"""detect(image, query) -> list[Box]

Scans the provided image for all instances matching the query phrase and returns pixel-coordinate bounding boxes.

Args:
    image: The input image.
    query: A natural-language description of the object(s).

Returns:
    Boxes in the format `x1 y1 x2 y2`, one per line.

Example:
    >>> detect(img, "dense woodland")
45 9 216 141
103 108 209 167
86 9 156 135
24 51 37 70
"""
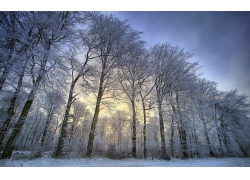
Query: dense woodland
0 11 250 160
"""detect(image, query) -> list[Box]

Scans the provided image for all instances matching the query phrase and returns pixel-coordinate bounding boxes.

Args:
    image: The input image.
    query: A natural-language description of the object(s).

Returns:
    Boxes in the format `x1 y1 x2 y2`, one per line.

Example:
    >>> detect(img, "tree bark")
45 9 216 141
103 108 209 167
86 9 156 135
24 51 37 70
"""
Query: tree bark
170 115 175 157
23 117 37 149
214 105 224 156
222 131 231 156
86 73 105 158
236 140 249 157
200 114 214 157
175 93 188 159
0 58 28 145
41 107 54 146
141 98 147 159
54 80 77 158
31 113 42 144
1 64 46 159
51 115 60 143
191 117 200 157
1 100 33 158
157 99 170 160
131 95 137 158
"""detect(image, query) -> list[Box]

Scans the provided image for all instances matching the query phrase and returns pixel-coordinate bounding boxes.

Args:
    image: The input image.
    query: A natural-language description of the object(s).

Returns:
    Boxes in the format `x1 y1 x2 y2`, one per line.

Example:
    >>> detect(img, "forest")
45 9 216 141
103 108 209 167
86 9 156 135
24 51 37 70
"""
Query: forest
0 11 250 160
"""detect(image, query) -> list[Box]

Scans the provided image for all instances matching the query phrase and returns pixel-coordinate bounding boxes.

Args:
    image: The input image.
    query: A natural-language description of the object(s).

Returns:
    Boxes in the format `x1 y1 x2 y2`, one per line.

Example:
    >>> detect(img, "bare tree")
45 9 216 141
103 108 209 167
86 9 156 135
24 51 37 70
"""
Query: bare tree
191 78 217 157
150 42 198 159
215 89 250 157
0 11 41 145
85 13 144 158
0 12 17 91
137 54 155 159
1 12 80 159
117 48 152 158
41 91 65 147
150 43 176 160
0 57 29 145
54 39 96 158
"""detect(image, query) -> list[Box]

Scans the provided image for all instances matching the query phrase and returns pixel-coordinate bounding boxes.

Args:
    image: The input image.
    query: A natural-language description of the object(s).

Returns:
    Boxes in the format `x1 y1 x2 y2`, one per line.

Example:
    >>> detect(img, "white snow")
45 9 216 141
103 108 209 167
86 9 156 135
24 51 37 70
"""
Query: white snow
0 154 249 180
1 156 250 167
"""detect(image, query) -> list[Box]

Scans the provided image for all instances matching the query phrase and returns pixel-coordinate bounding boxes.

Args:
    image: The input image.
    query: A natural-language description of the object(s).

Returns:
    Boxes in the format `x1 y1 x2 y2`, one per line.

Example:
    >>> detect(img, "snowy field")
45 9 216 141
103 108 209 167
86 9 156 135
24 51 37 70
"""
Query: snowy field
1 157 250 167
0 152 249 180
0 151 250 167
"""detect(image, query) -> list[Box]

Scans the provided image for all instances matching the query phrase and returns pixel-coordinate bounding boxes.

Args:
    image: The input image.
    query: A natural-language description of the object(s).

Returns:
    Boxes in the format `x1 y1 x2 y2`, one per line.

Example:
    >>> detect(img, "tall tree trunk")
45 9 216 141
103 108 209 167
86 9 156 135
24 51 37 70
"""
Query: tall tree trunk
41 107 53 146
188 134 193 158
31 113 42 144
131 94 137 158
191 119 200 157
54 80 78 158
54 51 89 157
157 96 170 160
1 64 46 159
175 93 188 159
170 93 185 158
23 117 37 149
214 105 224 156
170 115 175 157
86 74 105 158
169 92 179 158
221 131 231 156
235 140 249 157
55 53 89 158
51 115 60 143
68 118 76 147
200 114 214 157
0 58 28 145
216 126 224 156
176 119 188 158
118 126 122 154
141 98 147 159
179 119 188 159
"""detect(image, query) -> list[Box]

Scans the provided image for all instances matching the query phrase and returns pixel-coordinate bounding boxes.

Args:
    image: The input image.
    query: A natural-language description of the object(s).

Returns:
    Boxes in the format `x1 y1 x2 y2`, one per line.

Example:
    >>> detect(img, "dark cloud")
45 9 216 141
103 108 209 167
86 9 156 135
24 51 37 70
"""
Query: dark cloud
110 11 250 99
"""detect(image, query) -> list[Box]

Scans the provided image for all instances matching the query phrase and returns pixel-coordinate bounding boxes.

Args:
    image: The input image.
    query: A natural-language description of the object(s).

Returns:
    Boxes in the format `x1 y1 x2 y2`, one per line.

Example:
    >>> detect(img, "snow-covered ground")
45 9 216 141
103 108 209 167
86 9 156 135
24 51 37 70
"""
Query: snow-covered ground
0 154 250 167
0 152 249 180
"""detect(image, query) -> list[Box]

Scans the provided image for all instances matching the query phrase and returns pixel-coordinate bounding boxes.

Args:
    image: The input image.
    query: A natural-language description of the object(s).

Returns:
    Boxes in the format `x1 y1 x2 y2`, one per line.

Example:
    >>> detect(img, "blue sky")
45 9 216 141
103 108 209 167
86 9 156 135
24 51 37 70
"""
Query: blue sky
110 11 250 99
2 1 249 99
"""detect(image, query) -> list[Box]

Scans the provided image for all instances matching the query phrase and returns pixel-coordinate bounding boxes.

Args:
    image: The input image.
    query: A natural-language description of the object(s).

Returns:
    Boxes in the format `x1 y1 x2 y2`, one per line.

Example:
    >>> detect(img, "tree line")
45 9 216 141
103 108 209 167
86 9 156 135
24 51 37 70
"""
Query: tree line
0 11 249 160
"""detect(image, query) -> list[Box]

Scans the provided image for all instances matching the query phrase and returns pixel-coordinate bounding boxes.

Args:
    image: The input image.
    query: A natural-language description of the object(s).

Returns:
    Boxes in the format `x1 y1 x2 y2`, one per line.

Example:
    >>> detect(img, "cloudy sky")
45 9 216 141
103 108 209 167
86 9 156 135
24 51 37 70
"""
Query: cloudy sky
3 2 249 99
109 11 250 99
2 0 249 99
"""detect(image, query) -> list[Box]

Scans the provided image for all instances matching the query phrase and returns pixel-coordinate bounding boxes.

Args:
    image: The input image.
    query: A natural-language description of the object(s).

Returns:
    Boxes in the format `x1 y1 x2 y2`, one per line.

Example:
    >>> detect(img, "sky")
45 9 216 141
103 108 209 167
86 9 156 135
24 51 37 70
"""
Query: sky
2 1 249 99
108 11 250 99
